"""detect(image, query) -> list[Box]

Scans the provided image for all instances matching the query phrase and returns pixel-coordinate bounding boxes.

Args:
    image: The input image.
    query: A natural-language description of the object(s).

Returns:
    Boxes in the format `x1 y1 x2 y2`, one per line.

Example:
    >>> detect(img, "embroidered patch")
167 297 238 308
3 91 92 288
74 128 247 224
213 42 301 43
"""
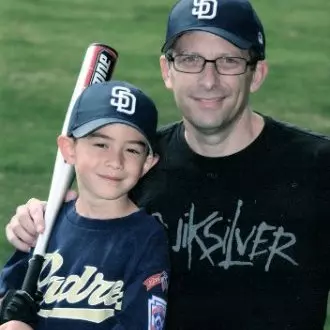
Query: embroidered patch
148 295 166 330
144 271 169 292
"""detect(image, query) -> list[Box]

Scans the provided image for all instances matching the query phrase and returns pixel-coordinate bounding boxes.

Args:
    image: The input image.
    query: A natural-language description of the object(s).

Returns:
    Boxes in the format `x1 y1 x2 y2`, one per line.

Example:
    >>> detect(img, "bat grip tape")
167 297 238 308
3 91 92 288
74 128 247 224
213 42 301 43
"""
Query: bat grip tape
21 254 45 296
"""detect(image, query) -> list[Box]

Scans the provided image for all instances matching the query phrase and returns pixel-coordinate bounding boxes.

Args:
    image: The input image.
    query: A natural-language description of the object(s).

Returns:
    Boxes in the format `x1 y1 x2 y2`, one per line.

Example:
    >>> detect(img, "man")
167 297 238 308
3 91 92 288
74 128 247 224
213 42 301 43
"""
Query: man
4 0 330 329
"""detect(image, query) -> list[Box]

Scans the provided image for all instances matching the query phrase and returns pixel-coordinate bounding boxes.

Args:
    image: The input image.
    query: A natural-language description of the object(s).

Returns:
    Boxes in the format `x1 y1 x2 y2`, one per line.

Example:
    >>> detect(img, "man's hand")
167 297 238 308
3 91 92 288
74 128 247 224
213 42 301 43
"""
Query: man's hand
0 290 42 327
6 191 77 252
6 199 46 252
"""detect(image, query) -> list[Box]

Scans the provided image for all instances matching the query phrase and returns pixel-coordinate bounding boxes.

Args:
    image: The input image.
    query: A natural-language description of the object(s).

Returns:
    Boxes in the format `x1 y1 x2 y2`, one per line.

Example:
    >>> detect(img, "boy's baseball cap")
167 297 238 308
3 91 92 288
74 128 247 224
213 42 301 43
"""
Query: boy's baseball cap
68 81 158 155
161 0 266 60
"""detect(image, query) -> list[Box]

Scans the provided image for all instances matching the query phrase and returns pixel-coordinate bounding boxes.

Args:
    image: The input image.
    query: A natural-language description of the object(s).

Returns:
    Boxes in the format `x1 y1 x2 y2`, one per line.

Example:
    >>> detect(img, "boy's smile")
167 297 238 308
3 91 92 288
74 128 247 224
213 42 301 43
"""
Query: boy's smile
58 123 159 218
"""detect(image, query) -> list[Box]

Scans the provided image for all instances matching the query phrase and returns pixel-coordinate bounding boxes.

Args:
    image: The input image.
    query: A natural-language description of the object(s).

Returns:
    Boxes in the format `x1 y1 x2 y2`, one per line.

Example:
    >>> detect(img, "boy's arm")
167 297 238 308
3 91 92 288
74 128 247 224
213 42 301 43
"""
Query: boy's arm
0 252 40 326
116 227 170 330
0 320 33 330
0 251 30 297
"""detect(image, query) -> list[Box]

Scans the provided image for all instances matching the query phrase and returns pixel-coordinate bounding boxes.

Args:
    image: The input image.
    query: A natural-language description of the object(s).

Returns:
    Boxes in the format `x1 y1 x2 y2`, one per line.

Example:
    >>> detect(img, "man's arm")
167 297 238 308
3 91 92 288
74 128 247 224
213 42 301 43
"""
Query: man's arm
6 199 46 252
315 144 330 280
6 192 77 252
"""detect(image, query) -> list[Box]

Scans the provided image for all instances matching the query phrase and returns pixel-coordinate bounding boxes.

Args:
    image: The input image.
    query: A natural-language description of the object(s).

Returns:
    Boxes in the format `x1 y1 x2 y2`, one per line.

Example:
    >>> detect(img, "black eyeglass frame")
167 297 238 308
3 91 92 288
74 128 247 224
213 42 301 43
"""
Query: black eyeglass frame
165 53 257 76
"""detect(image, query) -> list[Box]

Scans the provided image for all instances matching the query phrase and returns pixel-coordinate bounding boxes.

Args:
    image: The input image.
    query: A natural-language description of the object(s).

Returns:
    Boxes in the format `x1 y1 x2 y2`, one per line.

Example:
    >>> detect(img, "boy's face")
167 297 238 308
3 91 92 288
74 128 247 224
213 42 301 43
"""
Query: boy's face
58 123 158 202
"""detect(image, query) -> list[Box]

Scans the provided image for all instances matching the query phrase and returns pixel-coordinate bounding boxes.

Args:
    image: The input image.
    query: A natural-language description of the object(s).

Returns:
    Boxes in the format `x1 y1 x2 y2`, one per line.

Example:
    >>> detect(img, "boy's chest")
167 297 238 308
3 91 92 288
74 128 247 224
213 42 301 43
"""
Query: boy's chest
36 233 131 322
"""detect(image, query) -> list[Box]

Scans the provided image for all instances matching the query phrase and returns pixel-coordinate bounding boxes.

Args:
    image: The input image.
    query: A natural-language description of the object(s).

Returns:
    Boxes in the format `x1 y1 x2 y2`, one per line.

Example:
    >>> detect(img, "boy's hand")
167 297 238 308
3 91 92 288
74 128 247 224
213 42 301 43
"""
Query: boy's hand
0 290 42 326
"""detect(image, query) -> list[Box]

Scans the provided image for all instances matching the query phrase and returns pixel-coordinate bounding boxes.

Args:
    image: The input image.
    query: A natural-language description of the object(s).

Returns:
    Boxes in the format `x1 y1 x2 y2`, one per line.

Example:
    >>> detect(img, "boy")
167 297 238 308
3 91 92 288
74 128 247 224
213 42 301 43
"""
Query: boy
0 81 170 330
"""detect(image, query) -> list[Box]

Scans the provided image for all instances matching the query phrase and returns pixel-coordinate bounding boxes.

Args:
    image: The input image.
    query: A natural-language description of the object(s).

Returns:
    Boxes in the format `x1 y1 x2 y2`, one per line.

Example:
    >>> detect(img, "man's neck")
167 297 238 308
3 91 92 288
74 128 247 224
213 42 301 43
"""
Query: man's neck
183 111 264 158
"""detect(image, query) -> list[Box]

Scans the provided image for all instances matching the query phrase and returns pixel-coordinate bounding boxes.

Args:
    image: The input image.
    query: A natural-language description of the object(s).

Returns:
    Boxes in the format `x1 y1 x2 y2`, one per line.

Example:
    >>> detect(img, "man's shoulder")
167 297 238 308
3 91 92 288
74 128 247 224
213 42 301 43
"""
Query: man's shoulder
157 121 182 135
266 116 330 152
156 121 182 148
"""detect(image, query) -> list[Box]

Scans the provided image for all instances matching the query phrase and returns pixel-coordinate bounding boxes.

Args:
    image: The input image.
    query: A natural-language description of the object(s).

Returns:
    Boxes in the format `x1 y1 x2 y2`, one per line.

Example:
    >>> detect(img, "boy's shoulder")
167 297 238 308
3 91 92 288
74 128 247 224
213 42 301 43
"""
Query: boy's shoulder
129 209 165 233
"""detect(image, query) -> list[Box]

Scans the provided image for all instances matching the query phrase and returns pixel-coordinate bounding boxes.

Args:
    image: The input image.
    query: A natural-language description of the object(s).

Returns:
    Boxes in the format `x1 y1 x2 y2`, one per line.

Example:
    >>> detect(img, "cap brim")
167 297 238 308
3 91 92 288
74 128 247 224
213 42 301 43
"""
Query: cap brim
71 118 154 155
161 27 252 52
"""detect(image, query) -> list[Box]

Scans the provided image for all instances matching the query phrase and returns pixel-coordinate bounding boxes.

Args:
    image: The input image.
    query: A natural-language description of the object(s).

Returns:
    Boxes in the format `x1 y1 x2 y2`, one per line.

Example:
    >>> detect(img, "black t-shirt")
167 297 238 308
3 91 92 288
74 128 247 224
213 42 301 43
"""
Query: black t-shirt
131 115 330 330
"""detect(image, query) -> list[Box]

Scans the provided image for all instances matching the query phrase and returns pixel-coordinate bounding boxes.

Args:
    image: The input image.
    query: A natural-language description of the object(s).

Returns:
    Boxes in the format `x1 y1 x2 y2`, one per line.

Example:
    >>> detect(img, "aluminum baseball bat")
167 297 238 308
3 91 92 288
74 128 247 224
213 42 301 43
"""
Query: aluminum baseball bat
21 43 119 296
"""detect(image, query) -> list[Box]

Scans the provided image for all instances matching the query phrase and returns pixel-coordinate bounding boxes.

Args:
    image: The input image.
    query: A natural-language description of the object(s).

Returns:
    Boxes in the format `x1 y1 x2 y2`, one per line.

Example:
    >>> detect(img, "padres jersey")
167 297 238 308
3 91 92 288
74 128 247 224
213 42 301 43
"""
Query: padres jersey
0 201 170 330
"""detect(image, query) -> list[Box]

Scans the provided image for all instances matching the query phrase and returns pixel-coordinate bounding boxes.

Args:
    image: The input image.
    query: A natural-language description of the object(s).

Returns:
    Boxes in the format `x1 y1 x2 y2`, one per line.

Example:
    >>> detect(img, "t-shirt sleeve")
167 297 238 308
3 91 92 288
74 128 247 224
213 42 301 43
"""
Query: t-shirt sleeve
0 250 30 297
315 143 330 280
116 226 170 330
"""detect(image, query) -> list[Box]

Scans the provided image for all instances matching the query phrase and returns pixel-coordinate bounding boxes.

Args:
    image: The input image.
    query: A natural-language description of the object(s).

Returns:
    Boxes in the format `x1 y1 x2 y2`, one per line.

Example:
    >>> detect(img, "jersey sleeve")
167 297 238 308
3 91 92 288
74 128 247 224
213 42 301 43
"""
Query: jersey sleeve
0 251 30 297
116 226 170 330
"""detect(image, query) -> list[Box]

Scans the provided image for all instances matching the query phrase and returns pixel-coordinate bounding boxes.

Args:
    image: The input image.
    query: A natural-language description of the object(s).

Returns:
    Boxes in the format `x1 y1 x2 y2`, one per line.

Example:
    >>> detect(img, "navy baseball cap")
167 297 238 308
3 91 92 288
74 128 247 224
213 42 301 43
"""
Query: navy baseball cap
68 81 158 155
161 0 266 60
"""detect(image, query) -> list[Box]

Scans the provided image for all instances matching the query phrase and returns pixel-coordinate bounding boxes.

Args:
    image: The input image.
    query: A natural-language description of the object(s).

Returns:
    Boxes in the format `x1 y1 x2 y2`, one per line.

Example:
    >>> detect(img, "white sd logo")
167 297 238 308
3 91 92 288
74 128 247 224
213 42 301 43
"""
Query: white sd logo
110 86 136 115
192 0 217 19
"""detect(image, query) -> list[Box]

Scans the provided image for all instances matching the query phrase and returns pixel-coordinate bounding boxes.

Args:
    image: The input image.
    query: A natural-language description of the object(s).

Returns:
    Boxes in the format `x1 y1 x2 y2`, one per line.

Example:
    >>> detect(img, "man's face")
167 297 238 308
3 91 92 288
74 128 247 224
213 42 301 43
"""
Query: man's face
160 31 264 135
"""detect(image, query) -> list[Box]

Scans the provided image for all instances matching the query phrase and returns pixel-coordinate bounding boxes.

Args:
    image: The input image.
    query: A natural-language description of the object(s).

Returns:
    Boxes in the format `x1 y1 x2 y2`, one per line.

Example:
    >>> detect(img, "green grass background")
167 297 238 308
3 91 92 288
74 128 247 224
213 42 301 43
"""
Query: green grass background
0 0 329 327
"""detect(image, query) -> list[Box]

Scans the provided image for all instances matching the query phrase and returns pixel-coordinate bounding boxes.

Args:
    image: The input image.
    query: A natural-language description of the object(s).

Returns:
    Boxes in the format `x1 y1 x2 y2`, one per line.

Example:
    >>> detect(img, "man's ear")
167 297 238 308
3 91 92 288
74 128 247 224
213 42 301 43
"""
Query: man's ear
250 60 268 93
57 135 76 165
141 154 160 177
160 55 173 89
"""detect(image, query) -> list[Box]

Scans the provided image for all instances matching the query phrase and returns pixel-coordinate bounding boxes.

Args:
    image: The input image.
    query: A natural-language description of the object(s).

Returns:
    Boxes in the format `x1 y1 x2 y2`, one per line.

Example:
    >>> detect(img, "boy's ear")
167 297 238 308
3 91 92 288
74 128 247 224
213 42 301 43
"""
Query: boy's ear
141 154 160 177
57 135 76 165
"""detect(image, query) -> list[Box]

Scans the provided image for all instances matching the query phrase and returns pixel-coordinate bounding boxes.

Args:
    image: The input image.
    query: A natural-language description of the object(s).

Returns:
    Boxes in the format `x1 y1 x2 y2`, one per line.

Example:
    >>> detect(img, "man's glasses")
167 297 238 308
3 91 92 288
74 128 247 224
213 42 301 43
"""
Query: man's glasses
165 53 255 75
